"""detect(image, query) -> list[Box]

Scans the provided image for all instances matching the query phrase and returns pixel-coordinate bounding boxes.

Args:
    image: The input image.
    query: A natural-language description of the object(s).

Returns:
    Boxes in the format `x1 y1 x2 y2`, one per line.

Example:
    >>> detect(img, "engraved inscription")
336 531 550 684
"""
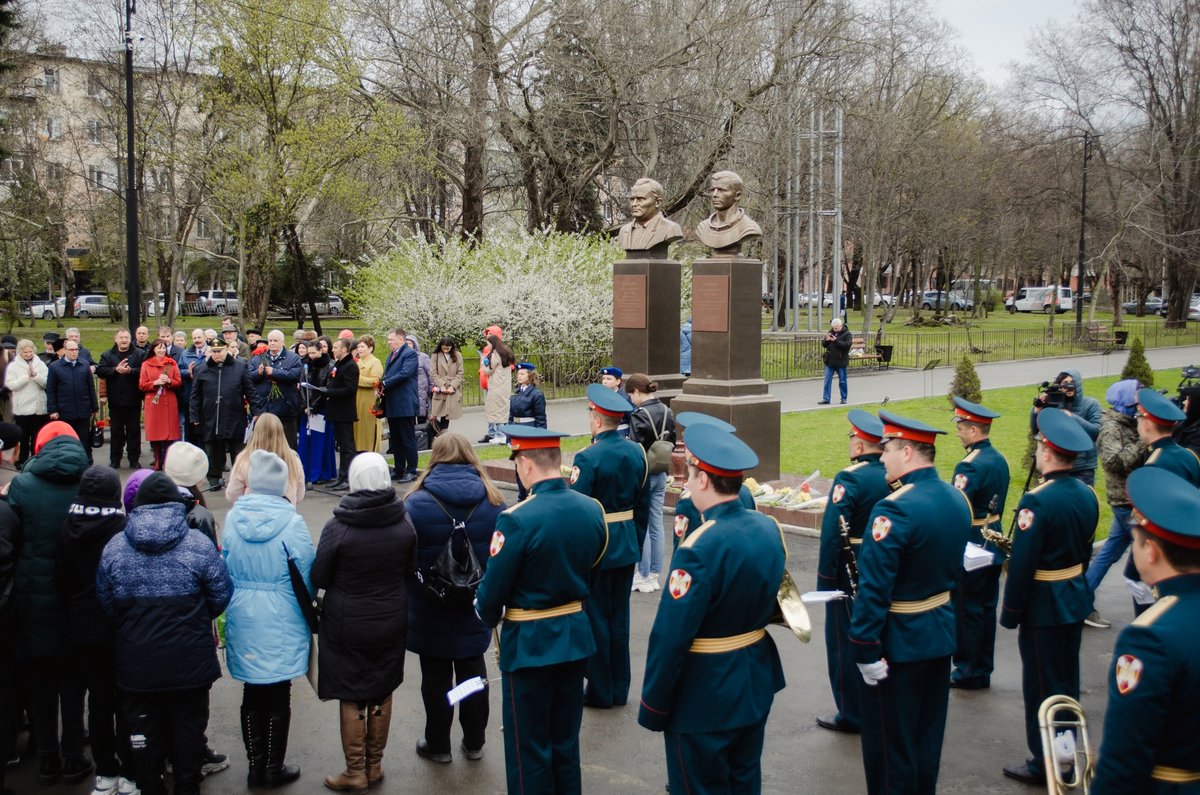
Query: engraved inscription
613 274 647 329
692 275 729 333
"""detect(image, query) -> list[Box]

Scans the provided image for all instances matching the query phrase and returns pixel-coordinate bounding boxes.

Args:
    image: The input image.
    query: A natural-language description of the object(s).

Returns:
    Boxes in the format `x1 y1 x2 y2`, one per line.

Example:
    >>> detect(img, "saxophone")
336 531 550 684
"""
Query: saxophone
979 495 1012 555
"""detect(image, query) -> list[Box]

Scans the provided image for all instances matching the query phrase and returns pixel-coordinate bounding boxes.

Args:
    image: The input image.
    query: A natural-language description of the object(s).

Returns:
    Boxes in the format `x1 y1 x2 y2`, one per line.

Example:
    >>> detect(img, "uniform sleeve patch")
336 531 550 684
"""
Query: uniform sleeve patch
1017 509 1035 531
832 484 846 503
953 473 968 490
668 569 692 598
674 515 688 537
489 531 505 556
1115 654 1143 694
570 466 580 484
871 515 891 541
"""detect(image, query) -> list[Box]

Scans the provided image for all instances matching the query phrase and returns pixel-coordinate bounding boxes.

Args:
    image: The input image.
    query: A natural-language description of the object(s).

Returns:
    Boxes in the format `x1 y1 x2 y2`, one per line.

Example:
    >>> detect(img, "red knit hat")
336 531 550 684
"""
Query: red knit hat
338 329 355 339
35 420 80 454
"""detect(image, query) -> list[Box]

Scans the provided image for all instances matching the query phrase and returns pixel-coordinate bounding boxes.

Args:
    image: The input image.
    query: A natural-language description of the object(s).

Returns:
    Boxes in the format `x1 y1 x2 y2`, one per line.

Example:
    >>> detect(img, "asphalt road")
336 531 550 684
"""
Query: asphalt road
7 478 1134 794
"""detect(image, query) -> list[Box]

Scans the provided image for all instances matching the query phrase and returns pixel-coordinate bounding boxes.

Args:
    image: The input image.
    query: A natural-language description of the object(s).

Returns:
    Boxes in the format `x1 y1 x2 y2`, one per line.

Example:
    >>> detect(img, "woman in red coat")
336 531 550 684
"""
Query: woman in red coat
139 338 182 469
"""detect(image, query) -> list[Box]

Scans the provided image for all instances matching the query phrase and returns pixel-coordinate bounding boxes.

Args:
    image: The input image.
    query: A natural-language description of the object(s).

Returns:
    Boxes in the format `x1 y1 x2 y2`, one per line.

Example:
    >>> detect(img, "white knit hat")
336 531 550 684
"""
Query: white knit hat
248 450 289 497
164 442 208 488
349 452 392 492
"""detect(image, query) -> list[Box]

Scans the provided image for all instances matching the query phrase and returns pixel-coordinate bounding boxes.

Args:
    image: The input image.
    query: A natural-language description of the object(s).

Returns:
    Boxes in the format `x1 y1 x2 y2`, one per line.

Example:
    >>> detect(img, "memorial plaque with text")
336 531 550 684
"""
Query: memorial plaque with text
613 274 647 329
692 275 729 332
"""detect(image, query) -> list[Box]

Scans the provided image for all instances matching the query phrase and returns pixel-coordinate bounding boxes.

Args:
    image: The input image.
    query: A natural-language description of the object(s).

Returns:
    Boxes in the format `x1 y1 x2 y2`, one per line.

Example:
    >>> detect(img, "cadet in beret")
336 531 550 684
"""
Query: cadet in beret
1123 387 1200 617
638 423 786 795
949 397 1011 690
599 367 633 438
571 384 651 708
508 362 547 502
1000 408 1099 784
849 410 971 795
815 409 890 733
474 424 608 795
672 412 755 550
1091 468 1200 794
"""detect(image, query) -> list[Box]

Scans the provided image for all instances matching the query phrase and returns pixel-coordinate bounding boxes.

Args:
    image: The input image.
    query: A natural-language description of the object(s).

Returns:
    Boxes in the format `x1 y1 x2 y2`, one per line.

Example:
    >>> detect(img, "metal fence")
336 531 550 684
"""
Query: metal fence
457 350 612 408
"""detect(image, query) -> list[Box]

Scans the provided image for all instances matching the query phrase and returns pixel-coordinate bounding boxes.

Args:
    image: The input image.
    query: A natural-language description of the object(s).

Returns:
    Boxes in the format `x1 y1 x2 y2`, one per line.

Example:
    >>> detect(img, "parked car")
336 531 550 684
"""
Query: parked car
1189 296 1200 322
873 293 895 307
27 297 67 319
920 291 969 311
1007 286 1073 314
74 294 110 319
194 289 240 315
1121 296 1165 316
145 293 181 318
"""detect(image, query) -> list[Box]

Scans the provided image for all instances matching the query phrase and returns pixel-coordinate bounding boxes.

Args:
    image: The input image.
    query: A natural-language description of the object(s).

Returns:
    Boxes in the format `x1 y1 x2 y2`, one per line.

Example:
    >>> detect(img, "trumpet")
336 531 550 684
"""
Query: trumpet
1038 694 1094 794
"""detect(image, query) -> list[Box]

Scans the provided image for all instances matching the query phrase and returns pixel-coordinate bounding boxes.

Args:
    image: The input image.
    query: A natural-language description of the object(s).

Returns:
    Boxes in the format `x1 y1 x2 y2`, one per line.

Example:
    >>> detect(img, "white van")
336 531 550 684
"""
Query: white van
1006 286 1073 314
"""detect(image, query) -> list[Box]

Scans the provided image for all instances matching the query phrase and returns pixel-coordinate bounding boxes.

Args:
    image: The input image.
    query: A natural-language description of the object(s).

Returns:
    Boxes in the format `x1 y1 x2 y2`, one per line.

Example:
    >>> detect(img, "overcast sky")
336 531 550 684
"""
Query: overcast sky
933 0 1081 85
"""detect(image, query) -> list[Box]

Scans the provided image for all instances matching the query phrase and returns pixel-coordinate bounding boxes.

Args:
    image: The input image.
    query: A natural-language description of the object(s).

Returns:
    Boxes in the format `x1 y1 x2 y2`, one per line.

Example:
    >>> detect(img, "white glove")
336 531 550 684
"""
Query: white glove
1125 578 1155 605
858 660 889 685
1052 729 1076 773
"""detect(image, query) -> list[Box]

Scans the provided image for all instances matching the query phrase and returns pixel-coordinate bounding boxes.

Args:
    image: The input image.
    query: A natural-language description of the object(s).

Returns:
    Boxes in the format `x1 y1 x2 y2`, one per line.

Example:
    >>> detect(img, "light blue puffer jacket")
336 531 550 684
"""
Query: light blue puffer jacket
222 493 315 685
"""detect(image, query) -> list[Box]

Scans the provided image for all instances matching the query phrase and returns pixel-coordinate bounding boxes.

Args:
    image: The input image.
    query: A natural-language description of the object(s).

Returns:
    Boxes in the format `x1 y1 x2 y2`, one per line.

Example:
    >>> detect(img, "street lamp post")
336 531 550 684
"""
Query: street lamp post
124 0 140 330
1075 131 1093 332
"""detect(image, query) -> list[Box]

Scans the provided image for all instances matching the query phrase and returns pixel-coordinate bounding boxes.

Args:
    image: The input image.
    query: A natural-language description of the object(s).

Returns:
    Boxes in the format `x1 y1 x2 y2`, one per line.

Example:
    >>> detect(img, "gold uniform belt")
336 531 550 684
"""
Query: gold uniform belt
505 601 583 622
849 537 862 545
972 515 1000 527
689 628 766 654
889 591 951 614
1033 564 1083 582
604 510 634 523
1152 766 1200 784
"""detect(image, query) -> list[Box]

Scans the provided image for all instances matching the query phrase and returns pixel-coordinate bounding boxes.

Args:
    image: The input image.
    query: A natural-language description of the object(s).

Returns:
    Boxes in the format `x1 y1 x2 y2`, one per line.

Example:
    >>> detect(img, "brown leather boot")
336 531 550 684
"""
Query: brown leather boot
365 696 393 788
324 701 368 792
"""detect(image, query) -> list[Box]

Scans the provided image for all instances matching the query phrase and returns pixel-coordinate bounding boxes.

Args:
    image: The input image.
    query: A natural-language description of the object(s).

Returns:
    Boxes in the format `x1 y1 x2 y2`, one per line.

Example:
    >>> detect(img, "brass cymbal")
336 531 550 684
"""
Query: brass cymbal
772 569 811 643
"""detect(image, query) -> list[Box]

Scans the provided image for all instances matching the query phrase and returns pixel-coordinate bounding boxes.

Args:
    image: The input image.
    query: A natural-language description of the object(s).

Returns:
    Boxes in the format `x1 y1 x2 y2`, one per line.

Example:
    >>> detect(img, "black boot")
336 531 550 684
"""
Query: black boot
242 707 268 788
263 710 300 789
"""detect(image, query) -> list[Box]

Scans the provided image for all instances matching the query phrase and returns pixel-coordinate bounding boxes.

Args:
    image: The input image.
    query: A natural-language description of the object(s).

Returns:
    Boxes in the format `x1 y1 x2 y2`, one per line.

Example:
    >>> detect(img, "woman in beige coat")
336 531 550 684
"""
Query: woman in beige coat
355 334 383 453
430 337 464 431
482 333 513 443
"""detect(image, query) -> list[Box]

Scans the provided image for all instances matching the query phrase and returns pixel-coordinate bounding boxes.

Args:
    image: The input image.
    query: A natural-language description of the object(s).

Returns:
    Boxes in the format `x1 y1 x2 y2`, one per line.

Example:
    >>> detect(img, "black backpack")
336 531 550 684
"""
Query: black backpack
418 493 484 607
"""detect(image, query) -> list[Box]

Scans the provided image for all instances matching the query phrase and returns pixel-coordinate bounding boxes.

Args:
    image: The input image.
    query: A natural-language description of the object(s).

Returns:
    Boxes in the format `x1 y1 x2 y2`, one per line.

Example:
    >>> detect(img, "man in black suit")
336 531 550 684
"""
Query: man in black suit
325 337 360 490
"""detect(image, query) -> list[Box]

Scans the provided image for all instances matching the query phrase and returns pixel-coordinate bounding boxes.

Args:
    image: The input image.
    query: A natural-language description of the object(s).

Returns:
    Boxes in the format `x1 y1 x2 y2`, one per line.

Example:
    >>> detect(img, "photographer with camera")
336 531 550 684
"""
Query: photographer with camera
1028 369 1102 485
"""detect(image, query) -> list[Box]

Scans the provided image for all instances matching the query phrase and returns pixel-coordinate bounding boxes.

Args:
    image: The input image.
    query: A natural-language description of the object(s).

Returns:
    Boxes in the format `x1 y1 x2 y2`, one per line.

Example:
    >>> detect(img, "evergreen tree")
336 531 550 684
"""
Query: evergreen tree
948 354 983 404
1120 336 1155 387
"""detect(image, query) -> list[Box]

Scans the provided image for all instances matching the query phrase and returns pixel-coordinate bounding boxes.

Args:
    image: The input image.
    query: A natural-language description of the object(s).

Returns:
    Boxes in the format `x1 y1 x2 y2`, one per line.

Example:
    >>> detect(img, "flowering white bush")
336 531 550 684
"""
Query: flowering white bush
350 231 621 351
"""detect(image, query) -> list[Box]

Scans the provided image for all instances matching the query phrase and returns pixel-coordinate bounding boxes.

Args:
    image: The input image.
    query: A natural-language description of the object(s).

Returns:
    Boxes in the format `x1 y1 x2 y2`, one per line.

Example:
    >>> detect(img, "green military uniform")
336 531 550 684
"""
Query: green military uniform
1092 468 1200 795
948 397 1011 690
571 385 651 708
638 423 786 795
999 408 1098 784
850 411 971 795
815 409 890 733
475 426 609 795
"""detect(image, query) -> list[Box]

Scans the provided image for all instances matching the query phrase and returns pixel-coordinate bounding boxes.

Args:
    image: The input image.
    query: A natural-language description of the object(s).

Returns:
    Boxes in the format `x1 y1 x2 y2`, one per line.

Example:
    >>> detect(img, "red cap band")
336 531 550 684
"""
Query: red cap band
954 407 993 425
1132 507 1200 549
851 426 883 443
1136 404 1176 427
686 452 743 478
589 401 625 419
882 423 937 445
510 437 561 452
1036 433 1076 457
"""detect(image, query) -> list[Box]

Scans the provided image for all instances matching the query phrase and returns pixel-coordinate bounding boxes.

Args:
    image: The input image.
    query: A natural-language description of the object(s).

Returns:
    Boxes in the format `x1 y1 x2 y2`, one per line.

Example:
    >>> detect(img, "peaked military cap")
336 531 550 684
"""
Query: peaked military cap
675 411 737 434
600 366 623 379
847 408 884 442
685 422 758 477
1127 467 1200 549
952 396 1001 424
878 409 946 445
502 424 568 459
587 383 632 418
1035 407 1094 455
1135 387 1186 426
209 337 228 350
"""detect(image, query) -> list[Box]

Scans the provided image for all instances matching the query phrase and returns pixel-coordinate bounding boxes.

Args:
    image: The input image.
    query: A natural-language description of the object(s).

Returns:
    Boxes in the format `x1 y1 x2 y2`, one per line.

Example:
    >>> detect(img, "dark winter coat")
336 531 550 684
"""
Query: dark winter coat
250 348 304 418
96 502 232 693
1027 368 1102 474
188 355 264 442
0 497 19 642
9 435 90 659
508 384 547 427
96 345 145 407
302 354 332 413
312 487 417 701
405 464 505 659
324 354 360 424
821 327 853 369
181 489 218 547
1174 385 1200 455
381 345 419 418
46 356 98 420
629 396 676 451
55 494 127 645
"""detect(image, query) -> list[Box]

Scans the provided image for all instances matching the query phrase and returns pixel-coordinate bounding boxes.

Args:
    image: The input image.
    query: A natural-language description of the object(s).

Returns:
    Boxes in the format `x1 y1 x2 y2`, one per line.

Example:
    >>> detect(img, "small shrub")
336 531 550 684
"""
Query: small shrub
948 354 983 404
1120 336 1154 387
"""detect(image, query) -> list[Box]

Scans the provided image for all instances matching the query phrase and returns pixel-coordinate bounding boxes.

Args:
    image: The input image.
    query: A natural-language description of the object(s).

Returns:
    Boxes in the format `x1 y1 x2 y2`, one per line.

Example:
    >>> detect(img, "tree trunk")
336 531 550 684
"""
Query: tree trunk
284 223 322 335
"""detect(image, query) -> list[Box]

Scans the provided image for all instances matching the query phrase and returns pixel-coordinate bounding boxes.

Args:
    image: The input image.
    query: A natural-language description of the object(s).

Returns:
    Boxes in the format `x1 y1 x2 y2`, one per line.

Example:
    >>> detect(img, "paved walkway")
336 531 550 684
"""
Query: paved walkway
450 344 1200 440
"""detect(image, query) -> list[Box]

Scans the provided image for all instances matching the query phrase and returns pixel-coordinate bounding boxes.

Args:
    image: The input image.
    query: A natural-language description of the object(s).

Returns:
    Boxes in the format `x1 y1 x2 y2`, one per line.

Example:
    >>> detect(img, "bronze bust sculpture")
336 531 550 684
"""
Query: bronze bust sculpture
618 178 683 258
695 170 761 256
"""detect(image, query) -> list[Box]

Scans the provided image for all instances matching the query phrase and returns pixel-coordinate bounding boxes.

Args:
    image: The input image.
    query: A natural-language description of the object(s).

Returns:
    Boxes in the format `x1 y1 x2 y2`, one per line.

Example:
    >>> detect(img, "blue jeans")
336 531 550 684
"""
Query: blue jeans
823 366 847 402
1085 505 1135 595
1070 469 1096 487
638 472 668 578
487 422 501 438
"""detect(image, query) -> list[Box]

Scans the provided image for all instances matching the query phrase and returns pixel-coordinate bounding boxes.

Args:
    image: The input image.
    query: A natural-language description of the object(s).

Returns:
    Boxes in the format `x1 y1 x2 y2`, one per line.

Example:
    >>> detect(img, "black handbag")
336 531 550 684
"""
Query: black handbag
90 420 104 449
282 543 320 634
418 494 483 607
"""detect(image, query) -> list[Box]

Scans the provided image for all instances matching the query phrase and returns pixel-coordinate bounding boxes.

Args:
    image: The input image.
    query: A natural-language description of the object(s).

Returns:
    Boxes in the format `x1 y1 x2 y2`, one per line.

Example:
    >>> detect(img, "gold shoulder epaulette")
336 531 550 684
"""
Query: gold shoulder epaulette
503 495 536 514
680 489 691 500
1028 479 1053 495
963 449 980 463
885 483 915 502
681 519 716 549
844 462 866 473
1132 595 1178 628
1146 449 1161 466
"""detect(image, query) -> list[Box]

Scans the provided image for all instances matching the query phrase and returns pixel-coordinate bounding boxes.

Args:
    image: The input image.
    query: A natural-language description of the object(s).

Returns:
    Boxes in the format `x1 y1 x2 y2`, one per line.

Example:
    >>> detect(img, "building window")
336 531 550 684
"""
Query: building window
1 157 25 183
87 165 106 190
87 119 102 144
44 118 63 141
196 215 211 239
45 162 64 184
87 72 102 97
43 68 60 95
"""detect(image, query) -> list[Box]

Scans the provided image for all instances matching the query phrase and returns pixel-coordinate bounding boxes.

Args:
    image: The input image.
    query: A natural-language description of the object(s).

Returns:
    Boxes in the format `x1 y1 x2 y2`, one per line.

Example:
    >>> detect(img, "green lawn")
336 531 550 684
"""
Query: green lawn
780 366 1192 540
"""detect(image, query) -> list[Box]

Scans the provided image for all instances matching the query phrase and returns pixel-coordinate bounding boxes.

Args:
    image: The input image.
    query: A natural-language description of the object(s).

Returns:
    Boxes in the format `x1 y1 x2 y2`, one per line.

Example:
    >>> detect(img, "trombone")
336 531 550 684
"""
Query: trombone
1038 694 1095 793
